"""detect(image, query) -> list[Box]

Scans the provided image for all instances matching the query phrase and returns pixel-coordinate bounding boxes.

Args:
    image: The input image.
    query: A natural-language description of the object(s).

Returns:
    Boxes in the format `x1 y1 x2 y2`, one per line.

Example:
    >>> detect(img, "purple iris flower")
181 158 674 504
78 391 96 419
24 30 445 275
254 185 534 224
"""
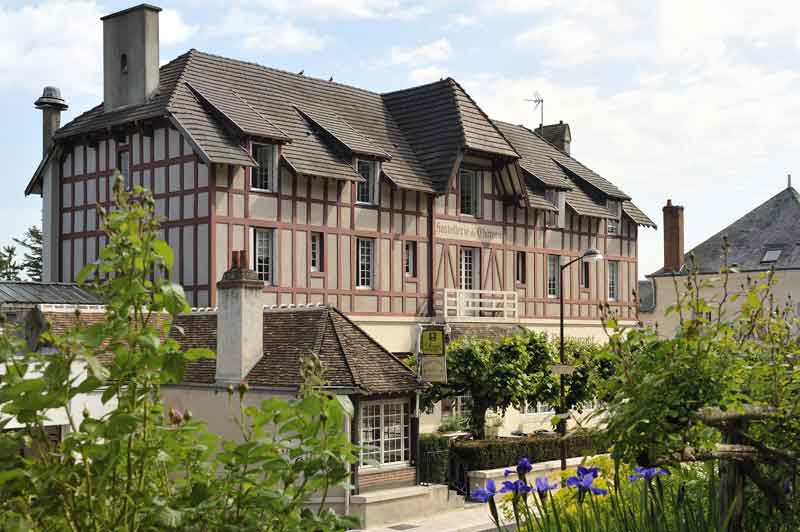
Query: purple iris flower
517 457 533 475
567 471 608 496
576 466 600 479
471 479 497 502
629 466 670 482
499 479 532 495
534 477 558 502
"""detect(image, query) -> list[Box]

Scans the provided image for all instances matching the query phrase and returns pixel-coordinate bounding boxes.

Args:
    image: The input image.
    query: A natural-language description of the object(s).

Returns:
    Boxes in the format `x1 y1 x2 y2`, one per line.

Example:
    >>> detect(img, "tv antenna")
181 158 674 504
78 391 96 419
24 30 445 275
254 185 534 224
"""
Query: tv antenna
525 91 544 131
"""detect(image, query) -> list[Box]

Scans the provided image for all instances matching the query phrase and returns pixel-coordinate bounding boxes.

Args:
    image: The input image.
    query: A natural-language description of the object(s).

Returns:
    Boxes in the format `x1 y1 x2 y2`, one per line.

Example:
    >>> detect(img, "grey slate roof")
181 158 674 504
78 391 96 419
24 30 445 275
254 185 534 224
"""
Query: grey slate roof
650 187 800 276
43 48 645 215
0 282 103 305
174 305 420 394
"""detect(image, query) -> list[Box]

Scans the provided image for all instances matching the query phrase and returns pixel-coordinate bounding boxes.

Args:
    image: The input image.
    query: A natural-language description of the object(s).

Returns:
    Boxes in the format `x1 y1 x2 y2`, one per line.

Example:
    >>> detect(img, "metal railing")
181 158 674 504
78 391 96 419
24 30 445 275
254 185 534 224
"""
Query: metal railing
442 289 519 322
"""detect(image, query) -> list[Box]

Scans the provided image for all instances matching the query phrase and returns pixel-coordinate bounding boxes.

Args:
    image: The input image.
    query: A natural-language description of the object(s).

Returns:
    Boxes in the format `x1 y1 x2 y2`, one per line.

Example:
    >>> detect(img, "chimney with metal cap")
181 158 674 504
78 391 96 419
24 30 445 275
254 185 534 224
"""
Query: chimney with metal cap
34 86 68 156
101 4 161 112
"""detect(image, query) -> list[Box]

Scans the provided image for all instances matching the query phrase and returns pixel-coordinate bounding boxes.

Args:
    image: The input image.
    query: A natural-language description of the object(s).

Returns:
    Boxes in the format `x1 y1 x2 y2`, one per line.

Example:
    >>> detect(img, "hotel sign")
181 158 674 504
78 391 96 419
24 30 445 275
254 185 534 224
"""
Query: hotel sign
417 325 448 384
435 219 504 245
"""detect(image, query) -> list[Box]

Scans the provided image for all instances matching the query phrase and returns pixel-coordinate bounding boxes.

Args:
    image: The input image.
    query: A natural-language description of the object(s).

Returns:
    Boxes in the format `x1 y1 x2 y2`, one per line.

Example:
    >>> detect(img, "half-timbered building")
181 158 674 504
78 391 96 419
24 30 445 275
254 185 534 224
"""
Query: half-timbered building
26 4 655 358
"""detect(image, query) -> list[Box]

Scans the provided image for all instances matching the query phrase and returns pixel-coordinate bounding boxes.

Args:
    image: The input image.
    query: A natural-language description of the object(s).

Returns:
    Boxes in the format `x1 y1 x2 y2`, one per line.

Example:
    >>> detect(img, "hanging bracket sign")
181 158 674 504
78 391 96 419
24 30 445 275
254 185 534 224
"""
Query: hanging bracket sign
417 325 447 383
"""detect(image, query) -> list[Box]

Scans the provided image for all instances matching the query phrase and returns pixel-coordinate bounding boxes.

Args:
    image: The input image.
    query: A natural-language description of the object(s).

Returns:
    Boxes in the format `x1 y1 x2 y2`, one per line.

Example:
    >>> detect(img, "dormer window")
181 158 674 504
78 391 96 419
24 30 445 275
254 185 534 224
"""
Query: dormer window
607 200 621 235
357 160 377 204
761 248 782 263
459 168 479 216
544 189 564 228
252 144 277 191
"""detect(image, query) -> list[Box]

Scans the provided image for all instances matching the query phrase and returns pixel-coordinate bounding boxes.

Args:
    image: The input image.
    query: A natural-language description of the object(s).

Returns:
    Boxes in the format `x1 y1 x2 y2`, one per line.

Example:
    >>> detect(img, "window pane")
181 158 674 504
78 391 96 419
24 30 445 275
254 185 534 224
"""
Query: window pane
254 229 273 283
548 255 560 296
118 151 130 189
360 404 382 466
405 241 416 277
357 238 374 287
608 261 619 300
516 252 526 284
357 161 373 203
581 261 590 289
311 232 323 272
252 144 274 191
460 169 478 216
460 248 477 290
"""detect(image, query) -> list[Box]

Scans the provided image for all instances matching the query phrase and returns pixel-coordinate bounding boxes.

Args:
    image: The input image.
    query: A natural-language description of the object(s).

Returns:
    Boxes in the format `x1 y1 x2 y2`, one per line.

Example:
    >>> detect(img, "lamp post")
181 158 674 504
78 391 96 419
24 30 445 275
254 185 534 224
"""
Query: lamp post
558 247 603 472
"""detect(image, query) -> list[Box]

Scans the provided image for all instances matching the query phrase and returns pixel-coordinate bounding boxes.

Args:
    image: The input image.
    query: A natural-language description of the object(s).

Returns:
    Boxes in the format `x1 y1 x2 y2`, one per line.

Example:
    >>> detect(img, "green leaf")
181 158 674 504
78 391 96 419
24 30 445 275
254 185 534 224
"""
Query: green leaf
82 354 110 381
76 262 96 284
152 239 174 270
161 283 189 315
185 348 214 361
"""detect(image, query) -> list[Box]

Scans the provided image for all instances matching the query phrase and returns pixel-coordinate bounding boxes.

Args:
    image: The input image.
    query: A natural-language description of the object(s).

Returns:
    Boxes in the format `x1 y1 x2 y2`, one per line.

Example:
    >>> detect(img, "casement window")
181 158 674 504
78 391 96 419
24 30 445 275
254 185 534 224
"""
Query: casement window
310 232 323 272
404 240 417 278
607 200 621 235
547 255 561 297
252 144 277 191
441 394 472 419
581 261 591 290
608 260 619 301
761 248 782 263
359 400 410 467
544 189 566 228
459 168 480 216
516 251 526 285
357 160 377 204
117 150 130 189
459 247 479 290
253 228 275 283
356 237 374 288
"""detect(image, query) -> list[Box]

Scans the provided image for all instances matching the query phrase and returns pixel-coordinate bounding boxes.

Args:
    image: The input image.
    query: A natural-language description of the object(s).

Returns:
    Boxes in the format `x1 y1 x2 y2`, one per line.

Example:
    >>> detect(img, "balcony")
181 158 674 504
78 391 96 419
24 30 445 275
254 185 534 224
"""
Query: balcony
442 289 519 322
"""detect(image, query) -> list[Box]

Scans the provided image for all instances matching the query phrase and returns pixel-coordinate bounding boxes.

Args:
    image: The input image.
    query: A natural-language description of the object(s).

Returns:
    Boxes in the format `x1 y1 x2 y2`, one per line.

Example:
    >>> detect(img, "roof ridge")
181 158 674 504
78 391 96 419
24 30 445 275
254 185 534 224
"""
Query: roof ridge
164 49 198 114
189 49 385 98
327 308 365 390
381 77 451 96
445 79 469 153
449 79 520 159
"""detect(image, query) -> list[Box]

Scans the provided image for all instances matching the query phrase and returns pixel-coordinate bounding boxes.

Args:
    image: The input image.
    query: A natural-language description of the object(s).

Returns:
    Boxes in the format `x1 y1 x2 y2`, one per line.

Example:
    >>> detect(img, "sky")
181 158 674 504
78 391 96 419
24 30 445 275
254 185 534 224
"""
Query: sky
1 0 799 278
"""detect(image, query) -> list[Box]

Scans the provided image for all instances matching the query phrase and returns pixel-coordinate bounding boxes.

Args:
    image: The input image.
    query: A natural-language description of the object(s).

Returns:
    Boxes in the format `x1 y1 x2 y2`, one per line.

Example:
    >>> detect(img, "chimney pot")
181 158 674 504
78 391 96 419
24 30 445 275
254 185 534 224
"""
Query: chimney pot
34 86 68 157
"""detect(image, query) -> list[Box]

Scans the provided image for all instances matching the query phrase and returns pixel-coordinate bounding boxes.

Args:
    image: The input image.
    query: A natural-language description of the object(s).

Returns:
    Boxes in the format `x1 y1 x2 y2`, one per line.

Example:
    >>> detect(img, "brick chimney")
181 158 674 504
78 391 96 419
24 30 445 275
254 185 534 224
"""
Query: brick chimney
34 86 68 156
215 250 264 384
101 4 161 112
662 199 684 273
536 121 572 155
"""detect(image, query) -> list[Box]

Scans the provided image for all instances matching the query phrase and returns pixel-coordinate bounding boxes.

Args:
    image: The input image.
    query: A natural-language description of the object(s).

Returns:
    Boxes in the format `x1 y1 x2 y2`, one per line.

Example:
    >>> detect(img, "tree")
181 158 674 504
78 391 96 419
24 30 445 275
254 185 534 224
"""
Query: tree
0 175 357 531
13 226 42 282
0 245 22 281
600 260 800 531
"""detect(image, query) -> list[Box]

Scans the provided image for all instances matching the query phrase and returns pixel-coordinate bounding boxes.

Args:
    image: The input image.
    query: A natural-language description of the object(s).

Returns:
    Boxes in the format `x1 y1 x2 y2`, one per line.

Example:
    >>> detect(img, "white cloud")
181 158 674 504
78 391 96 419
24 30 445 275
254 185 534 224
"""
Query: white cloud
409 65 448 84
447 14 476 27
160 9 198 46
390 38 452 66
516 18 601 66
0 1 102 95
212 9 326 52
233 0 429 20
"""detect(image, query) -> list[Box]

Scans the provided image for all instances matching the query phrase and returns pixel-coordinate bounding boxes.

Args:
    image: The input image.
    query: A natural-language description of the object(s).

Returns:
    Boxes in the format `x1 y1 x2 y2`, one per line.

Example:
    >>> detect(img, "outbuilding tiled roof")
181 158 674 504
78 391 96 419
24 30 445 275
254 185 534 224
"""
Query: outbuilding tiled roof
173 305 419 394
0 282 103 305
650 187 800 276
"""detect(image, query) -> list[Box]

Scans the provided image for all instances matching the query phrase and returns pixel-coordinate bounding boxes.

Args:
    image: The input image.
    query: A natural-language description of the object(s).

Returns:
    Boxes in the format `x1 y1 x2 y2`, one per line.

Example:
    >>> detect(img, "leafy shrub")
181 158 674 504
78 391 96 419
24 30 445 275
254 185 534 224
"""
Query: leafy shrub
452 432 602 471
437 415 470 433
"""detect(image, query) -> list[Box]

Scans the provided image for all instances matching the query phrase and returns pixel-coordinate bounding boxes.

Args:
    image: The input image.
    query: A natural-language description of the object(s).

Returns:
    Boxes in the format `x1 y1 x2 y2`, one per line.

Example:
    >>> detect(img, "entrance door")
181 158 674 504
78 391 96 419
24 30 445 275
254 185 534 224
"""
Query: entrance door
459 247 480 316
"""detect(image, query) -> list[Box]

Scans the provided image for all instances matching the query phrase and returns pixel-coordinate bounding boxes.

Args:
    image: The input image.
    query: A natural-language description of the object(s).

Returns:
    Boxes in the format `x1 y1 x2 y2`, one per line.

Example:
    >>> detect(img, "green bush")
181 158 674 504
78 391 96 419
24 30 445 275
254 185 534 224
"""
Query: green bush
419 434 451 484
452 432 602 470
437 415 470 433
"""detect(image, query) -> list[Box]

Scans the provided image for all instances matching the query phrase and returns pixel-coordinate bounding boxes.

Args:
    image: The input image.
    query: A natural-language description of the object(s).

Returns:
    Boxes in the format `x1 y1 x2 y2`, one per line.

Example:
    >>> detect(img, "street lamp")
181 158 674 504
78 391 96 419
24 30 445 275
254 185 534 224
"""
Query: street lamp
558 248 603 472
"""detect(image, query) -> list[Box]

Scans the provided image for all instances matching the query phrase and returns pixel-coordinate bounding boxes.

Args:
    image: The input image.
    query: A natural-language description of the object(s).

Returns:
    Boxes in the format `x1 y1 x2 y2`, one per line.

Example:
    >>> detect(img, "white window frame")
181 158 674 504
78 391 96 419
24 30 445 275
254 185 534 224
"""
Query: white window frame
516 251 526 285
252 227 275 284
608 260 619 301
359 400 410 468
460 247 480 290
607 199 621 235
459 168 480 217
547 255 561 298
520 400 554 415
252 143 278 192
310 232 323 273
544 189 565 228
442 394 472 419
356 160 377 204
404 240 417 278
356 237 374 288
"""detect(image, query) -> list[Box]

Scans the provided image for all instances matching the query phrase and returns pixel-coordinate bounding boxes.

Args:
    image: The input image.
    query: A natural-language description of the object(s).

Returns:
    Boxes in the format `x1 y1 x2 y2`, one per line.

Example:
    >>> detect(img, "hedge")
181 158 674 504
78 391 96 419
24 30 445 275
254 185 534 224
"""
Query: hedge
451 432 602 471
419 434 451 484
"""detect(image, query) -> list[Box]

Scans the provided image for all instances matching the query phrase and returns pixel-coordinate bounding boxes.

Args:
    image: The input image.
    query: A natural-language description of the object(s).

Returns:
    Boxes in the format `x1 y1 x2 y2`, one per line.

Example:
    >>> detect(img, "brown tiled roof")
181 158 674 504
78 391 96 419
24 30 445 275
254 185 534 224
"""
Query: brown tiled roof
494 121 573 190
173 305 419 394
622 201 657 228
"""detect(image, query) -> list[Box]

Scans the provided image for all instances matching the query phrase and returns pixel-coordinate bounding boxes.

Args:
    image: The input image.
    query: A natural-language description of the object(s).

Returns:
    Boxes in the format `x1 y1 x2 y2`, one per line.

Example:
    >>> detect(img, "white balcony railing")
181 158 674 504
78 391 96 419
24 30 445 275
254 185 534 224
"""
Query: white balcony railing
442 289 519 322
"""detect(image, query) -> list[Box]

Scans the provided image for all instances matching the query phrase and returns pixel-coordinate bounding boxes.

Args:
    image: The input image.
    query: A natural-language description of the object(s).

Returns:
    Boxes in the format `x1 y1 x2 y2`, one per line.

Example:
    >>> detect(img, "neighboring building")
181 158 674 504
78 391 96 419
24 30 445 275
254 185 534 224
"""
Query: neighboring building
640 185 800 333
0 282 114 444
25 4 655 359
